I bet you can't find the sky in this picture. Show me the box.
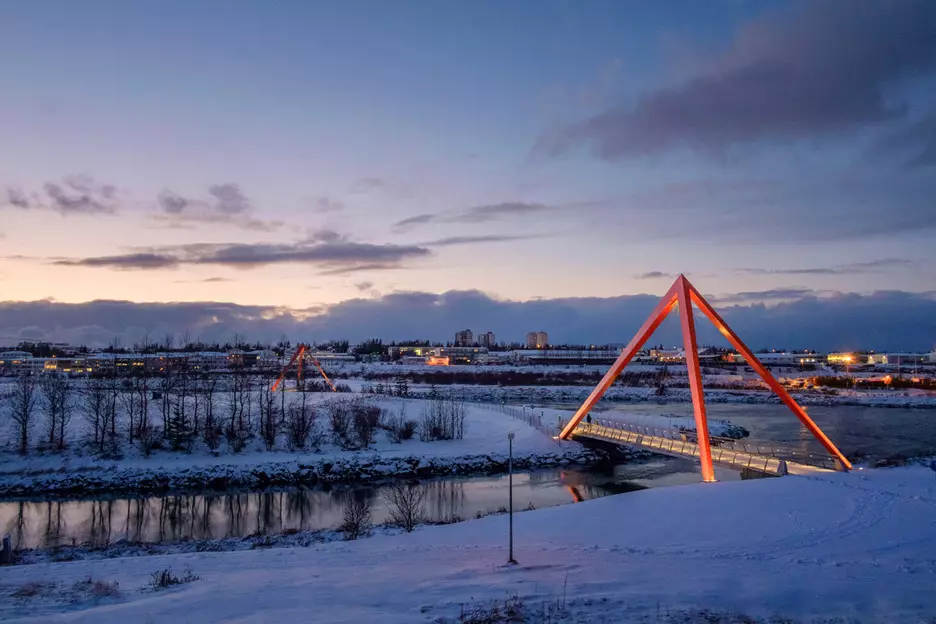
[1,0,935,350]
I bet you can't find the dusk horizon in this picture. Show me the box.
[3,0,936,350]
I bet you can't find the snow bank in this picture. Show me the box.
[1,467,933,622]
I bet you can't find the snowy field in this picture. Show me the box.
[1,467,933,622]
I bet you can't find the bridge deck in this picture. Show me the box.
[571,421,841,477]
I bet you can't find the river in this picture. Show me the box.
[3,403,933,550]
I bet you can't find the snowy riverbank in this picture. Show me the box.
[0,400,612,498]
[1,466,933,622]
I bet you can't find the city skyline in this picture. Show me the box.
[2,1,935,349]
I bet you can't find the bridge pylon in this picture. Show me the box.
[557,274,851,482]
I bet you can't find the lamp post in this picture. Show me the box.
[507,431,517,565]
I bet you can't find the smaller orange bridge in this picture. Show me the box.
[557,275,852,482]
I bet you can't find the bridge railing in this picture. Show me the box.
[569,417,843,471]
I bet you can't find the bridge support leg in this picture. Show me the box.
[678,280,716,483]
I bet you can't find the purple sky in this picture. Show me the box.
[1,0,935,349]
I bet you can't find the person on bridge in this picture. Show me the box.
[586,415,592,424]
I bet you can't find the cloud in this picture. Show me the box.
[635,271,672,280]
[208,183,251,215]
[539,1,936,159]
[151,184,283,232]
[55,253,181,270]
[4,187,31,209]
[202,277,230,283]
[157,190,190,214]
[1,289,934,351]
[393,202,552,231]
[313,197,346,213]
[42,175,119,215]
[393,214,436,230]
[53,240,432,273]
[421,234,539,247]
[740,259,915,276]
[355,281,373,292]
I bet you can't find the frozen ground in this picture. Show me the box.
[1,466,933,623]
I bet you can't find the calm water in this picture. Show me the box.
[589,402,936,461]
[3,403,934,550]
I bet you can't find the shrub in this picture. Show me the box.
[148,568,199,590]
[341,495,373,540]
[383,481,426,532]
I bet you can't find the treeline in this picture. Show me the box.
[0,371,351,458]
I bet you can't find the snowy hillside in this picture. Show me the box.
[0,467,933,622]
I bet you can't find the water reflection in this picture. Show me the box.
[2,468,632,549]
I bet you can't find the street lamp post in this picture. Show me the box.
[507,432,517,565]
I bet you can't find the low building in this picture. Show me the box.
[388,346,432,359]
[433,346,488,364]
[511,349,621,365]
[866,353,929,365]
[827,352,860,365]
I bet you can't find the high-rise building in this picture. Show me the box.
[478,331,496,348]
[454,329,473,347]
[526,331,548,349]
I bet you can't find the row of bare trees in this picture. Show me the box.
[0,369,330,456]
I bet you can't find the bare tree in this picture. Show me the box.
[286,381,316,449]
[258,375,278,450]
[383,481,426,532]
[11,374,40,454]
[202,375,220,450]
[40,375,72,450]
[84,378,109,453]
[341,494,373,540]
[121,376,140,445]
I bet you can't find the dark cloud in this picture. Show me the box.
[393,202,551,231]
[635,271,672,280]
[1,289,934,351]
[741,259,915,276]
[53,241,432,273]
[539,1,936,159]
[202,277,230,283]
[55,253,181,270]
[157,190,190,214]
[422,234,539,247]
[42,175,119,215]
[208,183,251,215]
[4,187,30,209]
[355,281,374,292]
[393,214,436,230]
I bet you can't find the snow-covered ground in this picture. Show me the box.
[411,383,936,409]
[1,466,933,622]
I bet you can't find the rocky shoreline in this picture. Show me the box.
[0,447,624,500]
